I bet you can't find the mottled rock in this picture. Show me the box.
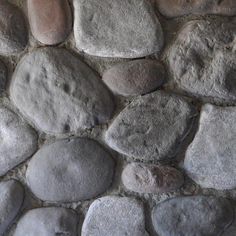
[156,0,236,18]
[82,196,148,236]
[26,138,114,202]
[167,19,236,103]
[0,106,38,176]
[0,60,7,92]
[222,208,236,236]
[27,0,72,45]
[103,60,165,96]
[152,196,233,236]
[14,207,78,236]
[10,47,115,135]
[105,91,196,161]
[184,104,236,190]
[74,0,163,58]
[122,163,184,194]
[0,1,28,55]
[0,180,24,235]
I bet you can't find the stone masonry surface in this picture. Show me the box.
[0,0,235,236]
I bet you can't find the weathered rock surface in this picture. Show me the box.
[0,106,38,176]
[82,196,148,236]
[0,60,7,92]
[167,19,236,103]
[10,47,115,135]
[103,59,165,96]
[184,104,236,190]
[74,0,163,58]
[27,0,72,45]
[14,207,78,236]
[122,163,184,194]
[26,138,114,202]
[222,208,236,236]
[152,196,233,236]
[0,180,24,235]
[0,1,28,55]
[156,0,236,18]
[105,91,196,161]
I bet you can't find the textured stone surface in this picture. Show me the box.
[74,0,163,58]
[14,207,78,236]
[0,180,24,235]
[0,60,7,92]
[184,104,236,190]
[26,138,114,202]
[222,208,236,236]
[105,91,196,161]
[103,59,165,96]
[10,47,115,135]
[167,19,236,103]
[82,196,148,236]
[0,106,38,176]
[152,196,233,236]
[122,163,184,194]
[156,0,236,18]
[27,0,72,45]
[0,1,28,55]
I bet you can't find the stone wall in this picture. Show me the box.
[0,0,235,235]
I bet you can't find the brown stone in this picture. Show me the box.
[27,0,72,45]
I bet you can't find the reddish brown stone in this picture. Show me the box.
[27,0,72,45]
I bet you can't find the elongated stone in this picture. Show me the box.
[10,47,115,135]
[26,138,114,202]
[0,60,7,92]
[27,0,72,45]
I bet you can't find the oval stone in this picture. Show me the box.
[122,163,184,194]
[0,180,24,235]
[27,0,72,45]
[82,196,148,236]
[105,91,196,161]
[26,138,114,202]
[14,207,78,236]
[152,196,233,236]
[10,47,115,135]
[0,1,28,55]
[0,106,38,176]
[103,60,165,96]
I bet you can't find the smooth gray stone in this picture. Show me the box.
[184,104,236,190]
[0,106,38,176]
[74,0,163,58]
[152,196,233,236]
[82,196,148,236]
[0,1,28,55]
[105,91,196,161]
[10,47,115,135]
[0,180,24,235]
[26,138,114,202]
[0,60,7,92]
[167,19,236,103]
[14,207,78,236]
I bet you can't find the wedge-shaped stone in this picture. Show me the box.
[10,48,115,134]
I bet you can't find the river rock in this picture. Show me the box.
[10,47,115,135]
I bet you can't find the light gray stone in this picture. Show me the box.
[184,104,236,190]
[103,59,165,96]
[152,196,233,236]
[0,60,7,92]
[105,91,196,161]
[82,196,148,236]
[122,163,184,194]
[10,47,115,135]
[74,0,163,58]
[167,19,236,103]
[0,180,24,235]
[14,207,78,236]
[0,1,28,55]
[0,106,38,176]
[26,138,114,202]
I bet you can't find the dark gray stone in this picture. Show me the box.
[74,0,163,58]
[10,47,115,134]
[105,91,196,161]
[0,60,7,92]
[26,138,114,202]
[152,196,233,236]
